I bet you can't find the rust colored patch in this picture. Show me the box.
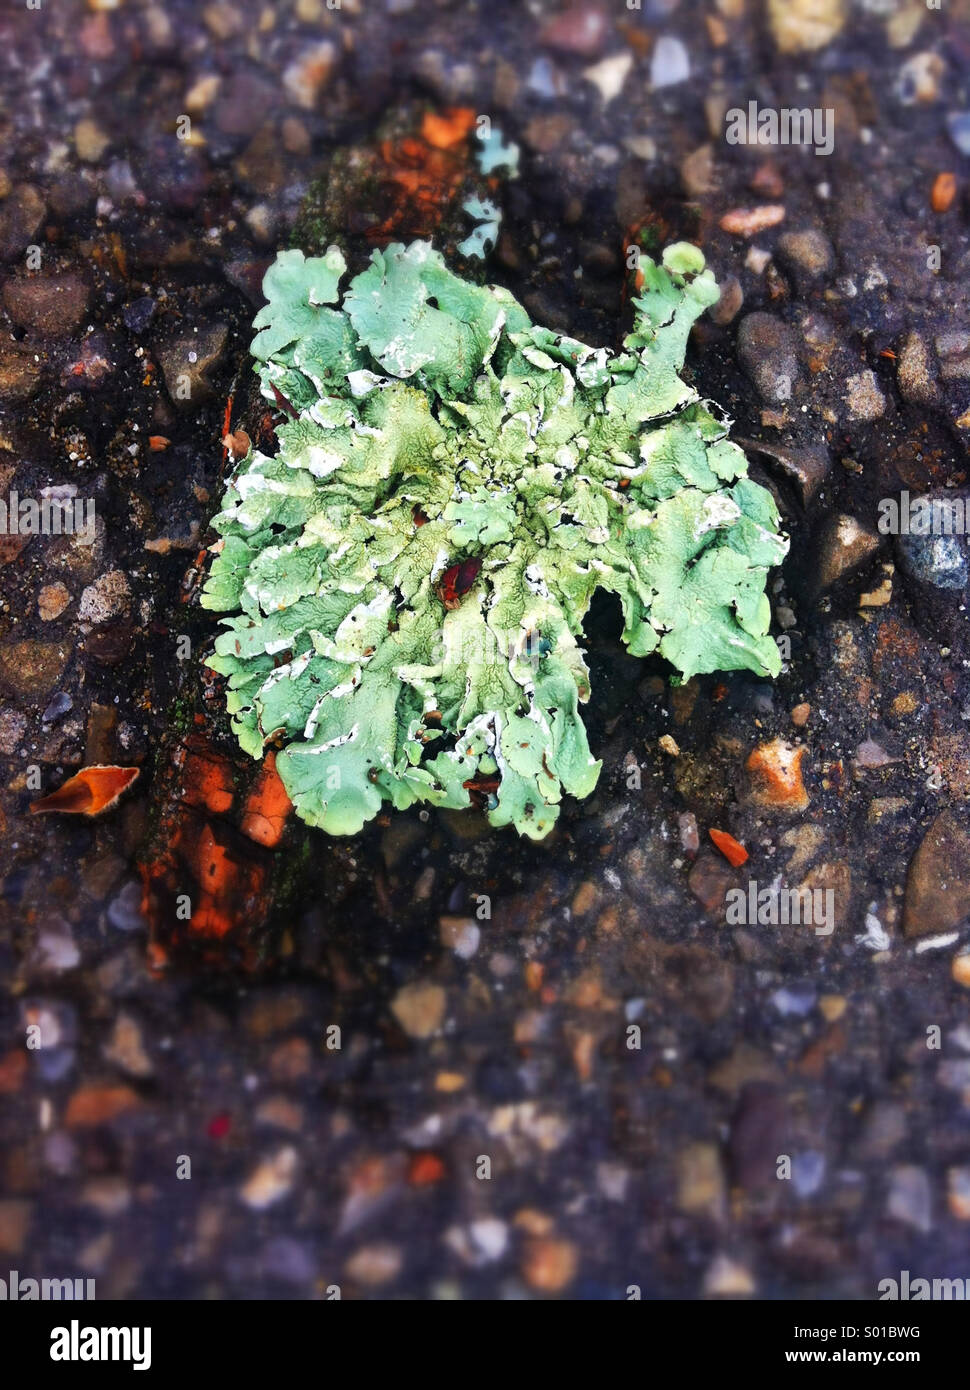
[0,534,31,567]
[178,739,236,815]
[420,107,476,149]
[709,827,749,868]
[148,435,171,451]
[30,765,139,817]
[931,171,957,213]
[408,1152,446,1185]
[138,733,277,963]
[745,739,810,810]
[0,1049,27,1095]
[240,751,293,849]
[65,1084,141,1129]
[369,108,478,243]
[220,393,234,460]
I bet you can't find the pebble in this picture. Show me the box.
[344,1242,402,1287]
[203,2,244,41]
[107,880,145,933]
[80,1177,131,1218]
[391,981,446,1039]
[0,184,46,261]
[527,57,566,100]
[947,1167,970,1219]
[776,227,834,280]
[78,570,131,624]
[720,205,785,237]
[156,323,228,405]
[468,1217,508,1262]
[815,514,880,591]
[745,439,830,506]
[736,312,800,403]
[897,331,937,405]
[103,1014,153,1078]
[768,0,845,53]
[239,1147,299,1210]
[283,41,336,110]
[0,341,40,402]
[946,111,970,158]
[38,583,71,622]
[771,983,815,1017]
[122,296,156,335]
[74,119,111,163]
[676,1142,726,1220]
[845,370,886,421]
[678,811,700,855]
[540,6,608,58]
[931,171,957,214]
[0,708,27,753]
[710,274,742,325]
[728,1083,787,1190]
[0,640,68,697]
[953,955,970,989]
[65,1083,140,1129]
[571,880,598,915]
[582,52,632,105]
[622,135,657,162]
[41,691,73,724]
[32,919,80,974]
[854,739,894,768]
[681,144,715,198]
[650,36,690,89]
[897,51,944,106]
[895,492,969,599]
[2,272,91,336]
[521,1236,578,1292]
[903,810,970,937]
[688,850,737,914]
[792,1151,826,1198]
[703,1253,755,1296]
[438,916,480,960]
[887,1164,932,1234]
[745,739,810,810]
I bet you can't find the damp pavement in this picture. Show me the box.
[3,0,970,1298]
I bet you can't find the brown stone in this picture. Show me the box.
[2,272,90,335]
[65,1084,141,1128]
[903,810,970,938]
[0,640,68,696]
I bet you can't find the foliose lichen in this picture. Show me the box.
[202,240,788,839]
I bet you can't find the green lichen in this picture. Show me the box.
[202,240,788,839]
